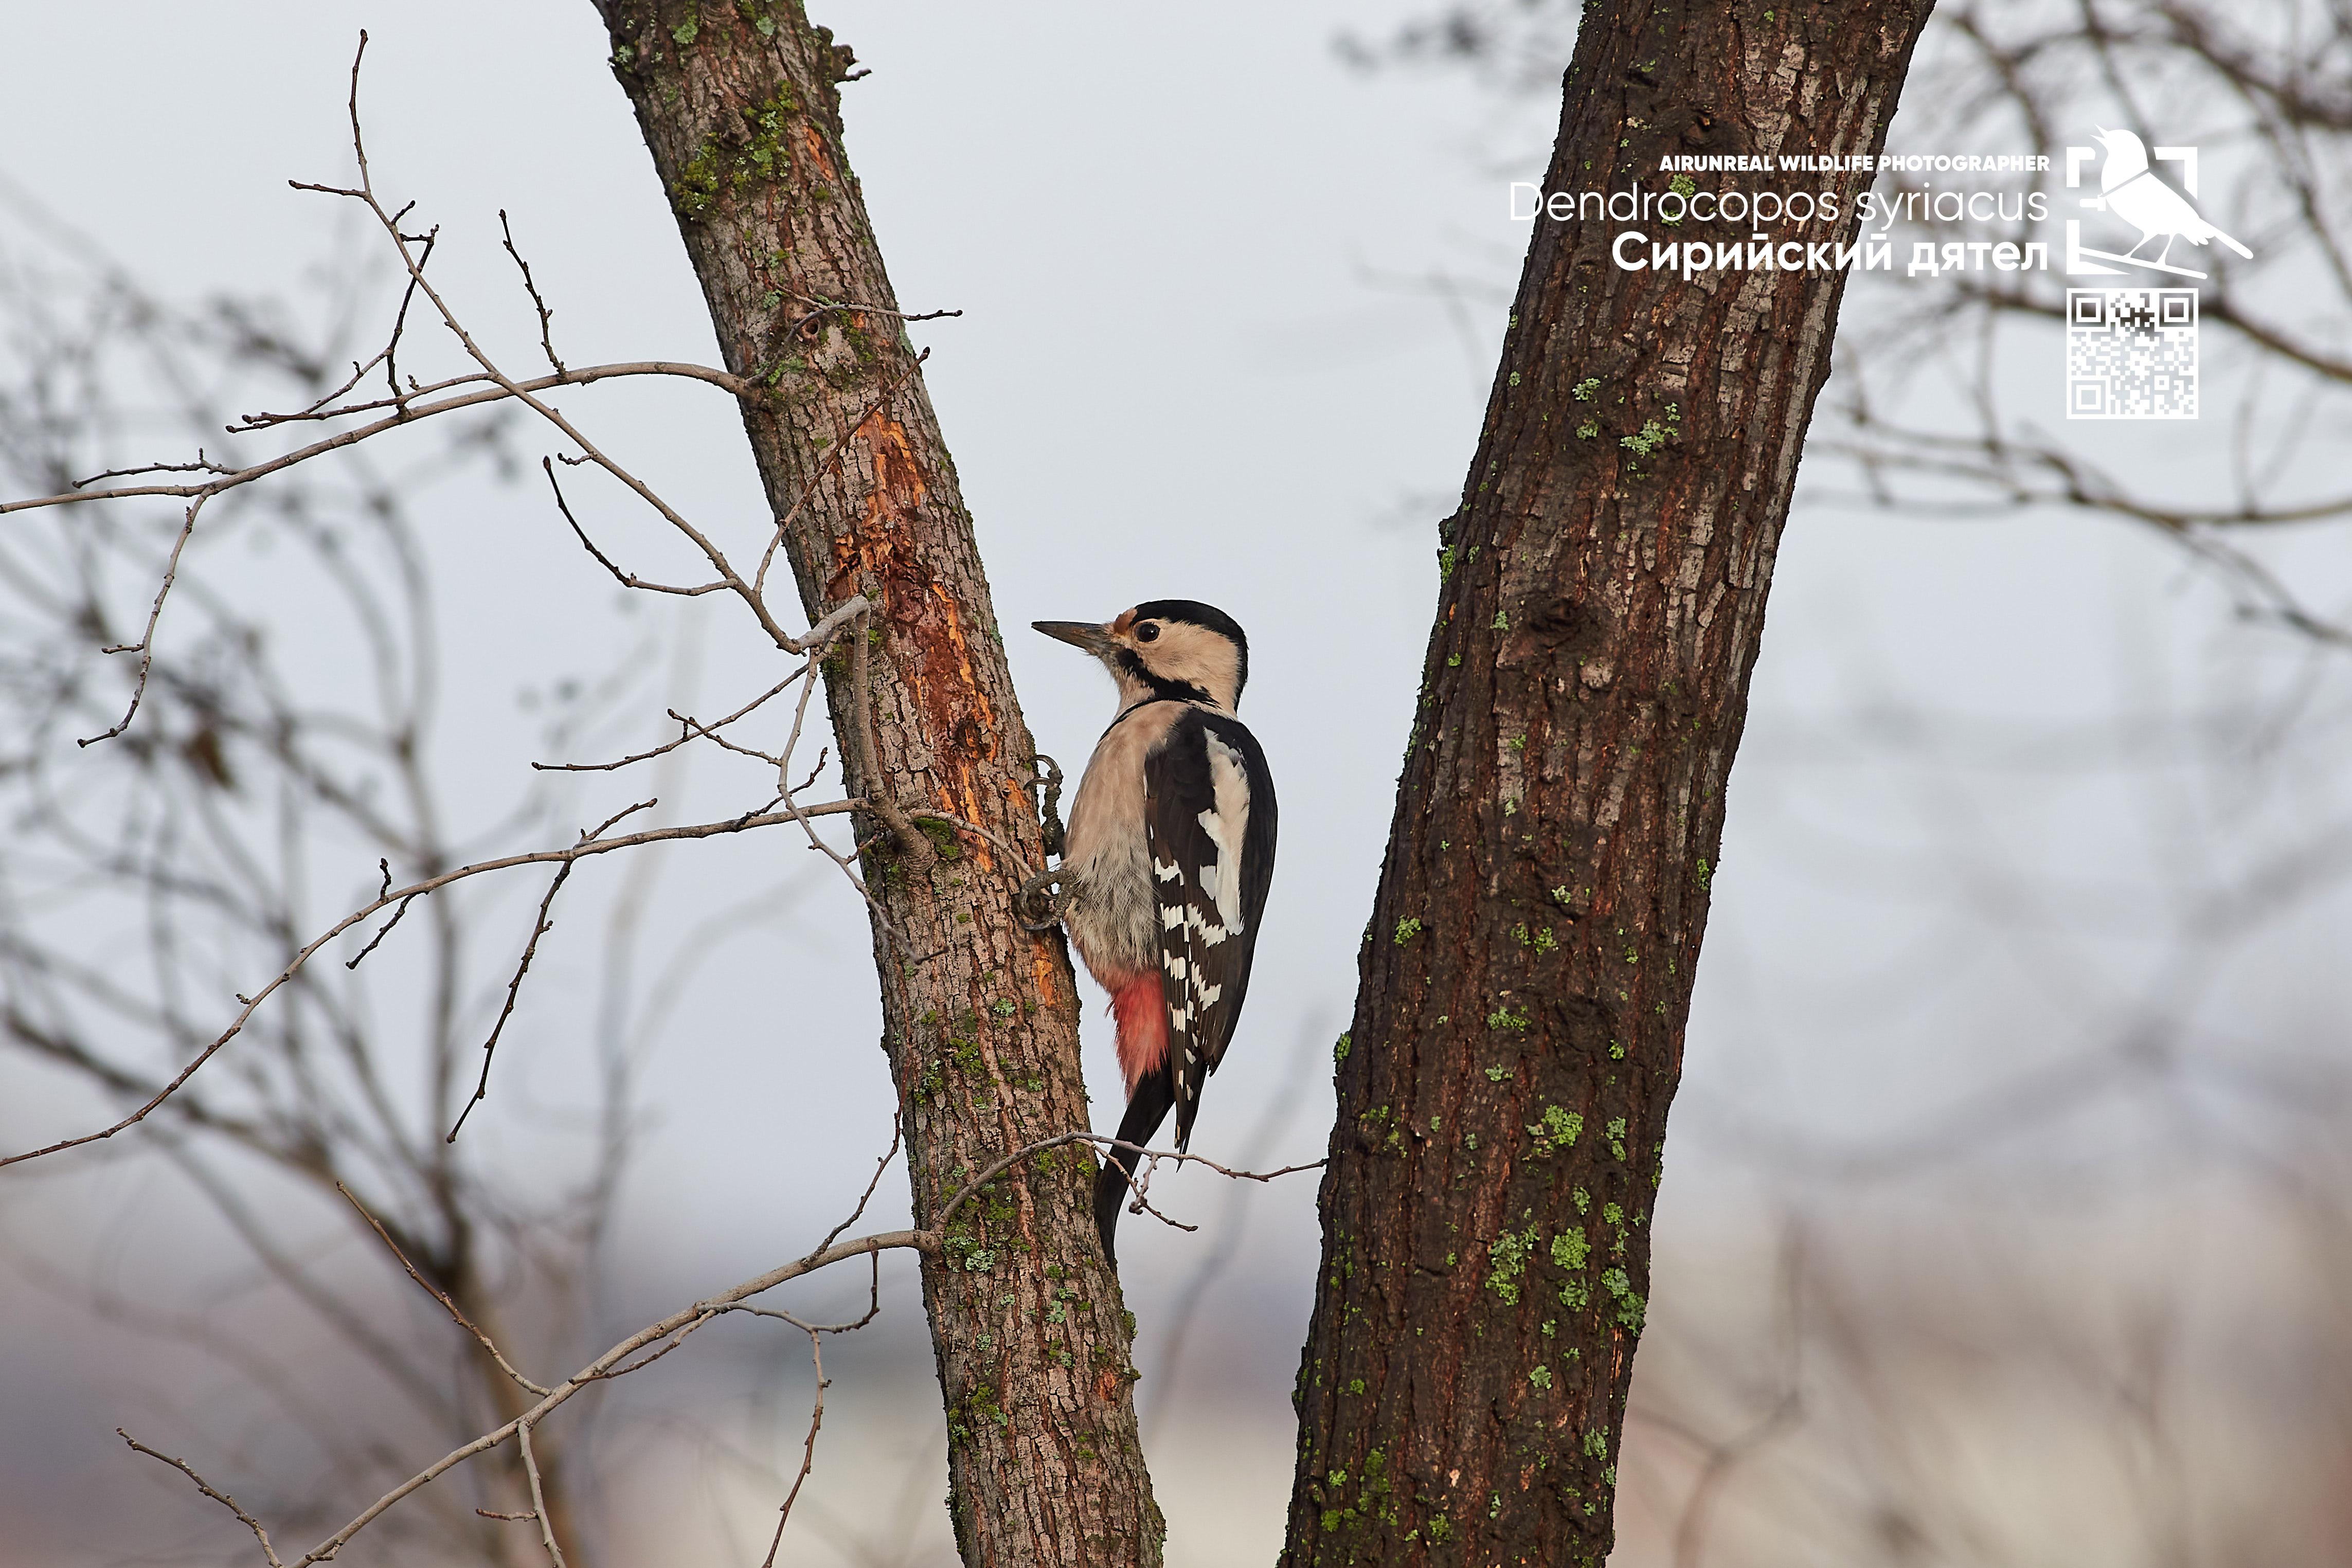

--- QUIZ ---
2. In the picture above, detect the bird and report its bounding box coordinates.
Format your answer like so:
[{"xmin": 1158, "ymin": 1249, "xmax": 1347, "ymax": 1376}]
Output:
[
  {"xmin": 2088, "ymin": 127, "xmax": 2252, "ymax": 268},
  {"xmin": 1031, "ymin": 600, "xmax": 1277, "ymax": 1266}
]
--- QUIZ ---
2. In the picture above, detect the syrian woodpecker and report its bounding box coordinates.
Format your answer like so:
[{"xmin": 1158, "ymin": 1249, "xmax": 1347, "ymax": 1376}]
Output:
[{"xmin": 1032, "ymin": 601, "xmax": 1277, "ymax": 1265}]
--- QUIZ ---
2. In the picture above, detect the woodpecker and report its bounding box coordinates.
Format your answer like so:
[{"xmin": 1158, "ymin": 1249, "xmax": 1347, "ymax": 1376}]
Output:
[{"xmin": 1032, "ymin": 601, "xmax": 1277, "ymax": 1265}]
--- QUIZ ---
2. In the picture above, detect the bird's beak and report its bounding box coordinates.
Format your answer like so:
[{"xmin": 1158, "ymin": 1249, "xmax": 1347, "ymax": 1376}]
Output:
[{"xmin": 1032, "ymin": 620, "xmax": 1116, "ymax": 657}]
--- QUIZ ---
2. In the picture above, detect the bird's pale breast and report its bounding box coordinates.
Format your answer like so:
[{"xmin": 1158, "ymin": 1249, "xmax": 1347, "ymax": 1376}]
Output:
[{"xmin": 1061, "ymin": 701, "xmax": 1184, "ymax": 982}]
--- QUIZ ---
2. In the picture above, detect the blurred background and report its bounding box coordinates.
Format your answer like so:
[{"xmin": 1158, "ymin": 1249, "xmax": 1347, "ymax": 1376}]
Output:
[{"xmin": 2, "ymin": 2, "xmax": 2348, "ymax": 1563}]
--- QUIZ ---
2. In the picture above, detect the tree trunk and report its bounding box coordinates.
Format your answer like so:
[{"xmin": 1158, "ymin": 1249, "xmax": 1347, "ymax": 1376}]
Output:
[
  {"xmin": 593, "ymin": 5, "xmax": 1160, "ymax": 1563},
  {"xmin": 1284, "ymin": 4, "xmax": 1931, "ymax": 1563}
]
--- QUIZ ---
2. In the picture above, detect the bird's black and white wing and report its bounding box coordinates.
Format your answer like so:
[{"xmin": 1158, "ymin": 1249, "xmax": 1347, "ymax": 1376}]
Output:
[{"xmin": 1143, "ymin": 708, "xmax": 1277, "ymax": 1149}]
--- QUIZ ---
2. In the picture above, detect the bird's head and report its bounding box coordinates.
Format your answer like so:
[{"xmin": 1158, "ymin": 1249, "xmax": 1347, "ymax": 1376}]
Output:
[
  {"xmin": 1033, "ymin": 599, "xmax": 1250, "ymax": 712},
  {"xmin": 2094, "ymin": 127, "xmax": 2149, "ymax": 174}
]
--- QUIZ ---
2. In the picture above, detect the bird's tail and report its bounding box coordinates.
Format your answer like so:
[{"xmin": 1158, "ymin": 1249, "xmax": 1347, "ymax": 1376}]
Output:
[
  {"xmin": 1094, "ymin": 1064, "xmax": 1176, "ymax": 1267},
  {"xmin": 2215, "ymin": 227, "xmax": 2253, "ymax": 259}
]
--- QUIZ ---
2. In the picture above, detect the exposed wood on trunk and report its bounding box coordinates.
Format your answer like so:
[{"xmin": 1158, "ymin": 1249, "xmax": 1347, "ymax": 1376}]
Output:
[
  {"xmin": 592, "ymin": 4, "xmax": 1160, "ymax": 1562},
  {"xmin": 1284, "ymin": 4, "xmax": 1932, "ymax": 1563}
]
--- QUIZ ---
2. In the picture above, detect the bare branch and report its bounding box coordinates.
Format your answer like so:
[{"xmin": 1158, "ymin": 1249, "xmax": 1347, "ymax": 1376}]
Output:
[
  {"xmin": 0, "ymin": 798, "xmax": 864, "ymax": 1169},
  {"xmin": 70, "ymin": 453, "xmax": 234, "ymax": 487},
  {"xmin": 532, "ymin": 671, "xmax": 803, "ymax": 772},
  {"xmin": 789, "ymin": 744, "xmax": 832, "ymax": 798},
  {"xmin": 779, "ymin": 292, "xmax": 963, "ymax": 347},
  {"xmin": 769, "ymin": 608, "xmax": 916, "ymax": 950},
  {"xmin": 517, "ymin": 1422, "xmax": 569, "ymax": 1568},
  {"xmin": 447, "ymin": 860, "xmax": 572, "ymax": 1143},
  {"xmin": 908, "ymin": 808, "xmax": 1047, "ymax": 880},
  {"xmin": 541, "ymin": 456, "xmax": 729, "ymax": 599},
  {"xmin": 759, "ymin": 1330, "xmax": 829, "ymax": 1568},
  {"xmin": 666, "ymin": 706, "xmax": 785, "ymax": 768},
  {"xmin": 137, "ymin": 1118, "xmax": 1315, "ymax": 1562},
  {"xmin": 1815, "ymin": 0, "xmax": 2352, "ymax": 654},
  {"xmin": 74, "ymin": 493, "xmax": 206, "ymax": 748},
  {"xmin": 0, "ymin": 362, "xmax": 748, "ymax": 517},
  {"xmin": 813, "ymin": 1115, "xmax": 904, "ymax": 1258},
  {"xmin": 721, "ymin": 1246, "xmax": 886, "ymax": 1335},
  {"xmin": 290, "ymin": 1229, "xmax": 928, "ymax": 1565},
  {"xmin": 381, "ymin": 225, "xmax": 435, "ymax": 406},
  {"xmin": 932, "ymin": 1129, "xmax": 1326, "ymax": 1232},
  {"xmin": 343, "ymin": 892, "xmax": 419, "ymax": 971},
  {"xmin": 335, "ymin": 1182, "xmax": 551, "ymax": 1397},
  {"xmin": 117, "ymin": 1430, "xmax": 288, "ymax": 1568},
  {"xmin": 227, "ymin": 357, "xmax": 744, "ymax": 432},
  {"xmin": 499, "ymin": 209, "xmax": 565, "ymax": 376},
  {"xmin": 287, "ymin": 93, "xmax": 819, "ymax": 657}
]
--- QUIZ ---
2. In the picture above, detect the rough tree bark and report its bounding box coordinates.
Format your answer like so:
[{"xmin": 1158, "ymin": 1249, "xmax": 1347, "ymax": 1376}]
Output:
[
  {"xmin": 1285, "ymin": 4, "xmax": 1932, "ymax": 1564},
  {"xmin": 593, "ymin": 4, "xmax": 1161, "ymax": 1563}
]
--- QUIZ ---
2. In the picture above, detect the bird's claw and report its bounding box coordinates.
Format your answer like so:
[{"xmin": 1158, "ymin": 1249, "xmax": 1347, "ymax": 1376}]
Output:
[
  {"xmin": 1025, "ymin": 752, "xmax": 1067, "ymax": 860},
  {"xmin": 1016, "ymin": 868, "xmax": 1068, "ymax": 932}
]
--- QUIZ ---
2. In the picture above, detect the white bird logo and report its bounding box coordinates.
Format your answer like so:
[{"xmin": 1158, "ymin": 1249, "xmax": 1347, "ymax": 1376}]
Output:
[{"xmin": 2082, "ymin": 128, "xmax": 2252, "ymax": 269}]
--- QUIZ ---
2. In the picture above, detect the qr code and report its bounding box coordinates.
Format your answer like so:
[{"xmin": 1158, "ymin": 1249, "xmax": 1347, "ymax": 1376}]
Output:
[{"xmin": 2067, "ymin": 289, "xmax": 2197, "ymax": 419}]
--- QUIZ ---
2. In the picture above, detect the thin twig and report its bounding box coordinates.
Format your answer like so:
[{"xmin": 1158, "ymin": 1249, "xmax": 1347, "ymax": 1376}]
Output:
[
  {"xmin": 7, "ymin": 345, "xmax": 753, "ymax": 749},
  {"xmin": 907, "ymin": 808, "xmax": 1045, "ymax": 880},
  {"xmin": 382, "ymin": 227, "xmax": 435, "ymax": 405},
  {"xmin": 1, "ymin": 363, "xmax": 748, "ymax": 515},
  {"xmin": 517, "ymin": 1422, "xmax": 569, "ymax": 1568},
  {"xmin": 813, "ymin": 1115, "xmax": 903, "ymax": 1258},
  {"xmin": 771, "ymin": 606, "xmax": 909, "ymax": 951},
  {"xmin": 76, "ymin": 493, "xmax": 206, "ymax": 746},
  {"xmin": 237, "ymin": 1133, "xmax": 1312, "ymax": 1561},
  {"xmin": 759, "ymin": 1331, "xmax": 829, "ymax": 1568},
  {"xmin": 118, "ymin": 1430, "xmax": 288, "ymax": 1568},
  {"xmin": 778, "ymin": 294, "xmax": 962, "ymax": 350},
  {"xmin": 499, "ymin": 209, "xmax": 565, "ymax": 375},
  {"xmin": 721, "ymin": 1247, "xmax": 886, "ymax": 1335},
  {"xmin": 290, "ymin": 95, "xmax": 821, "ymax": 659},
  {"xmin": 289, "ymin": 1229, "xmax": 927, "ymax": 1565},
  {"xmin": 70, "ymin": 455, "xmax": 234, "ymax": 486},
  {"xmin": 541, "ymin": 456, "xmax": 729, "ymax": 598},
  {"xmin": 344, "ymin": 892, "xmax": 418, "ymax": 970},
  {"xmin": 666, "ymin": 706, "xmax": 784, "ymax": 768},
  {"xmin": 232, "ymin": 358, "xmax": 743, "ymax": 432},
  {"xmin": 931, "ymin": 1130, "xmax": 1326, "ymax": 1234},
  {"xmin": 448, "ymin": 799, "xmax": 656, "ymax": 1142},
  {"xmin": 447, "ymin": 861, "xmax": 570, "ymax": 1144},
  {"xmin": 334, "ymin": 1182, "xmax": 550, "ymax": 1396},
  {"xmin": 534, "ymin": 671, "xmax": 804, "ymax": 772},
  {"xmin": 789, "ymin": 745, "xmax": 831, "ymax": 798}
]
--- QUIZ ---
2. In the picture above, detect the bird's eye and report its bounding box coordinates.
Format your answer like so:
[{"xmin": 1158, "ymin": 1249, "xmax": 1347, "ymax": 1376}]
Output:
[{"xmin": 1137, "ymin": 623, "xmax": 1160, "ymax": 643}]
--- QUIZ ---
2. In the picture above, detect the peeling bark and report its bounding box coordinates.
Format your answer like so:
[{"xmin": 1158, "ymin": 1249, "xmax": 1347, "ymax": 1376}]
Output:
[
  {"xmin": 592, "ymin": 4, "xmax": 1160, "ymax": 1562},
  {"xmin": 1284, "ymin": 3, "xmax": 1932, "ymax": 1563}
]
